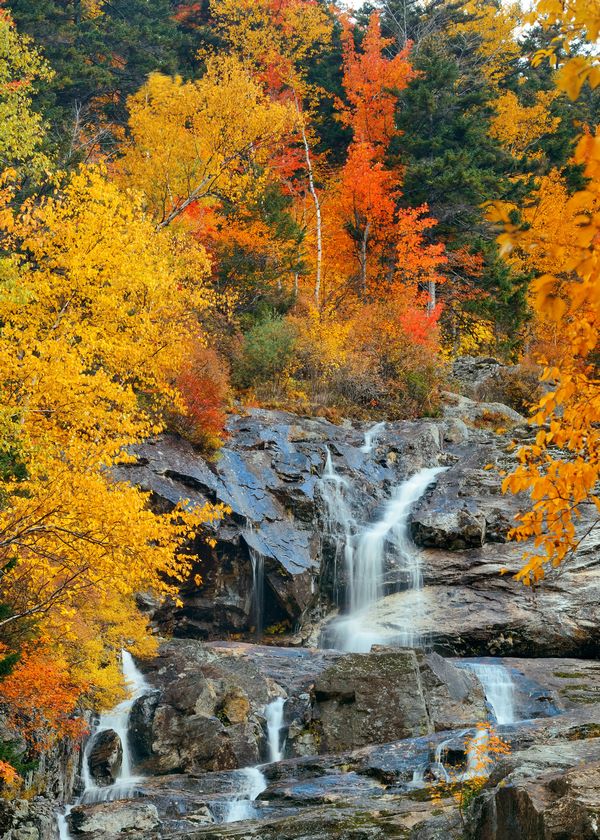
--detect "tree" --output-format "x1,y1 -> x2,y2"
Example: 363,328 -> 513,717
0,9 -> 52,180
327,12 -> 444,303
499,0 -> 600,583
206,0 -> 335,306
118,58 -> 295,228
387,6 -> 529,351
0,166 -> 224,705
4,0 -> 183,159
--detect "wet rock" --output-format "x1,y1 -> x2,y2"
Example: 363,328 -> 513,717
150,707 -> 229,773
312,650 -> 430,751
87,729 -> 122,787
411,506 -> 487,549
130,691 -> 161,763
420,652 -> 487,731
68,800 -> 160,836
470,741 -> 600,840
0,797 -> 57,840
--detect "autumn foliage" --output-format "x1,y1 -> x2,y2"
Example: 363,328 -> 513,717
497,0 -> 600,584
0,0 -> 595,789
0,645 -> 86,753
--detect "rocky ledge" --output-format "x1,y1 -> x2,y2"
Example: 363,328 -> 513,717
59,643 -> 600,839
117,398 -> 598,658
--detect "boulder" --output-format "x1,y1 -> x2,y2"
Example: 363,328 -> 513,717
130,691 -> 161,764
312,650 -> 430,752
411,506 -> 488,549
470,741 -> 600,840
87,729 -> 122,787
150,707 -> 229,773
419,652 -> 487,731
68,800 -> 159,837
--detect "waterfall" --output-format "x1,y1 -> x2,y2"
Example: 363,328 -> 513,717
322,464 -> 445,652
56,650 -> 150,836
265,697 -> 285,763
56,806 -> 73,840
223,766 -> 267,823
360,421 -> 386,454
321,448 -> 357,604
462,661 -> 516,725
249,548 -> 265,635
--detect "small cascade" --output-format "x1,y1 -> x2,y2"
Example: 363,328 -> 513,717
432,736 -> 455,783
265,697 -> 285,763
320,448 -> 357,604
463,661 -> 516,725
223,767 -> 267,823
56,650 -> 150,837
464,727 -> 490,779
56,806 -> 73,840
360,421 -> 386,454
249,547 -> 265,635
323,465 -> 445,652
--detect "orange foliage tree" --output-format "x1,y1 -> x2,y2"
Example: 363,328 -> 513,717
0,645 -> 86,754
497,0 -> 600,584
325,12 -> 445,304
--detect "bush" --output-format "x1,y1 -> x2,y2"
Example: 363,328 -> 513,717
231,314 -> 297,393
280,300 -> 446,419
170,346 -> 230,452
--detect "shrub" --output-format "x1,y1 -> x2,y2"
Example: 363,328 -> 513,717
171,346 -> 230,452
231,313 -> 297,393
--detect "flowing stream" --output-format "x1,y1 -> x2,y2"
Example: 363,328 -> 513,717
265,697 -> 285,763
222,697 -> 286,823
461,661 -> 516,725
322,452 -> 445,652
56,651 -> 149,838
360,421 -> 386,453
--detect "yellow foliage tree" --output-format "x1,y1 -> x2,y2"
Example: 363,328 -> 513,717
450,0 -> 521,89
490,90 -> 561,159
0,10 -> 53,178
118,58 -> 295,228
0,167 -> 223,704
496,0 -> 600,584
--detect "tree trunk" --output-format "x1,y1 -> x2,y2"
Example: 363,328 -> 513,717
293,91 -> 322,308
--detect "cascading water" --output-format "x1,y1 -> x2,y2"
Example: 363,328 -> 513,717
320,448 -> 357,605
56,650 -> 150,837
360,421 -> 386,454
265,697 -> 285,763
222,697 -> 286,823
322,462 -> 445,652
461,661 -> 516,725
223,767 -> 268,823
249,547 -> 265,636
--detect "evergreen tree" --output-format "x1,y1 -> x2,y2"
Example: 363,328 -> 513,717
5,0 -> 183,158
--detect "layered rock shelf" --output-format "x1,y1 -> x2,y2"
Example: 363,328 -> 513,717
48,392 -> 600,840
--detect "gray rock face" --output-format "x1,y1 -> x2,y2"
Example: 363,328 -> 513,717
313,650 -> 430,750
68,800 -> 160,837
312,649 -> 486,751
470,741 -> 600,840
116,402 -> 599,659
87,729 -> 123,787
117,410 -> 448,639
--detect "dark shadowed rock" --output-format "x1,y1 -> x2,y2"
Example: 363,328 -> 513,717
87,730 -> 122,787
130,691 -> 161,763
